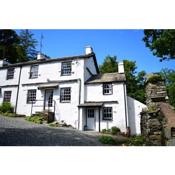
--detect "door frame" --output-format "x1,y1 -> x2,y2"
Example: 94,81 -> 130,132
44,89 -> 53,110
86,108 -> 96,130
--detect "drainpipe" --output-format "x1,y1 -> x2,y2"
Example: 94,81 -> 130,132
78,79 -> 81,130
123,82 -> 129,132
15,66 -> 22,114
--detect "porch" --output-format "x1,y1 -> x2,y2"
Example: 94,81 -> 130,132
30,83 -> 58,118
78,102 -> 103,132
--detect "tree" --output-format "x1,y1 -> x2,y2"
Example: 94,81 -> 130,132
19,29 -> 38,60
99,56 -> 146,103
0,29 -> 25,63
99,56 -> 118,73
161,69 -> 175,108
143,29 -> 175,61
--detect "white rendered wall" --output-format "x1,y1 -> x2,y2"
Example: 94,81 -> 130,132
84,82 -> 127,132
127,96 -> 147,135
0,87 -> 18,108
20,60 -> 84,84
0,67 -> 20,86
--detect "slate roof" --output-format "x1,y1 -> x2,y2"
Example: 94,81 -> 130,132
85,72 -> 126,84
0,52 -> 99,73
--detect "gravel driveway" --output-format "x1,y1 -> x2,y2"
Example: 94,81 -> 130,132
0,115 -> 103,146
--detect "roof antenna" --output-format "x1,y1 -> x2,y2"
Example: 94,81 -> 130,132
40,33 -> 44,54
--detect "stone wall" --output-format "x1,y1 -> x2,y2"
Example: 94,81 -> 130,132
140,77 -> 175,146
141,109 -> 165,146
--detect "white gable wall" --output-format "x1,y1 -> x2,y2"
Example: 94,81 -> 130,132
127,96 -> 147,135
85,82 -> 127,132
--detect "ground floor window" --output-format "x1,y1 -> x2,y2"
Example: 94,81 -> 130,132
3,91 -> 12,103
60,87 -> 71,102
27,89 -> 36,104
87,108 -> 95,118
103,107 -> 113,120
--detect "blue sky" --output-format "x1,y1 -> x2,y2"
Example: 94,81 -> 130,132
19,29 -> 175,73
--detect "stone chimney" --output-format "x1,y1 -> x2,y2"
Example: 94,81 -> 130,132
146,74 -> 167,106
118,61 -> 124,73
85,46 -> 93,55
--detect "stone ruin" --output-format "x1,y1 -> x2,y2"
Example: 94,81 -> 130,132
140,74 -> 175,146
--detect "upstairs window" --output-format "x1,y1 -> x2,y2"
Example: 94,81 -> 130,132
103,83 -> 112,95
103,107 -> 113,121
7,68 -> 15,80
27,89 -> 36,104
60,87 -> 71,102
29,65 -> 38,79
61,61 -> 72,76
3,91 -> 12,103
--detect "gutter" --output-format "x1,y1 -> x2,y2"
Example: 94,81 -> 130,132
15,66 -> 22,114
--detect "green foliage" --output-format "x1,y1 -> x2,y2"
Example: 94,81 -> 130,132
26,115 -> 44,124
0,29 -> 38,63
111,126 -> 121,135
0,102 -> 14,113
0,29 -> 24,63
161,69 -> 175,108
147,74 -> 163,84
126,135 -> 146,146
148,104 -> 157,112
99,135 -> 116,145
49,121 -> 61,127
143,29 -> 175,61
3,112 -> 16,117
19,29 -> 38,60
99,56 -> 118,73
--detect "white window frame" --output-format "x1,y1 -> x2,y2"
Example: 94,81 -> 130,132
27,89 -> 36,104
3,91 -> 12,103
60,87 -> 71,103
61,61 -> 72,76
29,65 -> 38,79
103,83 -> 113,95
7,68 -> 15,80
103,107 -> 113,120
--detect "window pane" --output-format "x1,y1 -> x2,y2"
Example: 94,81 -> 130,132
103,83 -> 112,95
87,109 -> 95,118
3,91 -> 12,102
103,107 -> 113,120
61,62 -> 71,76
7,68 -> 14,79
60,87 -> 71,102
27,90 -> 36,104
30,65 -> 38,78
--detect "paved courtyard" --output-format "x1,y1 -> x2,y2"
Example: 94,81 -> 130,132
0,115 -> 103,146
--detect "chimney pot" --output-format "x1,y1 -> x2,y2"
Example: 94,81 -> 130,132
118,61 -> 124,73
85,46 -> 93,55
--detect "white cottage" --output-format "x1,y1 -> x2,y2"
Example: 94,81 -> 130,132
0,46 -> 146,135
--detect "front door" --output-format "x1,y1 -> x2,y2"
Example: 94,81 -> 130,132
86,108 -> 95,130
44,89 -> 53,110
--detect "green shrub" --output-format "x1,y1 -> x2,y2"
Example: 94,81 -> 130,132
26,115 -> 44,124
101,129 -> 107,133
126,135 -> 146,146
111,126 -> 121,135
49,121 -> 61,127
3,112 -> 16,117
147,74 -> 163,84
0,102 -> 14,113
99,136 -> 116,145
